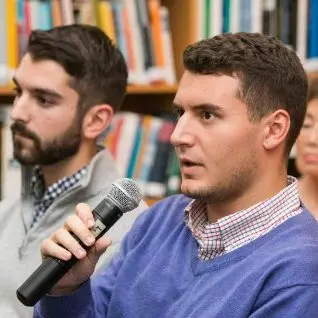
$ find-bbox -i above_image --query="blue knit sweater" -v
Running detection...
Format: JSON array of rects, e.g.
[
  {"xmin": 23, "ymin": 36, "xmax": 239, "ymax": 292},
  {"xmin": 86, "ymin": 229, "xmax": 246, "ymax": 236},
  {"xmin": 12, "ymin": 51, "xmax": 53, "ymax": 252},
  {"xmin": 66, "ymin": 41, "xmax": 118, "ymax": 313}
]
[{"xmin": 35, "ymin": 195, "xmax": 318, "ymax": 318}]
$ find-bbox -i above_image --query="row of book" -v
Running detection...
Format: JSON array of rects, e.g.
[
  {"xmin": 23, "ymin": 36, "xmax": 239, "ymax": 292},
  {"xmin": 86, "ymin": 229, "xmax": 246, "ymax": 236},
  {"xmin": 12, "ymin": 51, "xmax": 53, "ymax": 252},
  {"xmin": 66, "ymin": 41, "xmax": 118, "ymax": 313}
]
[
  {"xmin": 194, "ymin": 0, "xmax": 318, "ymax": 64},
  {"xmin": 0, "ymin": 108, "xmax": 181, "ymax": 200},
  {"xmin": 0, "ymin": 0, "xmax": 176, "ymax": 87},
  {"xmin": 0, "ymin": 105, "xmax": 301, "ymax": 200},
  {"xmin": 101, "ymin": 111, "xmax": 181, "ymax": 199}
]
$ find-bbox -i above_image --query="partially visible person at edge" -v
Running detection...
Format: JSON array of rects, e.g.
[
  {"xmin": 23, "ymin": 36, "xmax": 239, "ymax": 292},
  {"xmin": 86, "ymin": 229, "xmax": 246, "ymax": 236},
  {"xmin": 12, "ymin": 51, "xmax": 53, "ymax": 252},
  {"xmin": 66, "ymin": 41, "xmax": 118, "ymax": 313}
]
[
  {"xmin": 296, "ymin": 77, "xmax": 318, "ymax": 220},
  {"xmin": 35, "ymin": 32, "xmax": 318, "ymax": 318},
  {"xmin": 0, "ymin": 24, "xmax": 147, "ymax": 318}
]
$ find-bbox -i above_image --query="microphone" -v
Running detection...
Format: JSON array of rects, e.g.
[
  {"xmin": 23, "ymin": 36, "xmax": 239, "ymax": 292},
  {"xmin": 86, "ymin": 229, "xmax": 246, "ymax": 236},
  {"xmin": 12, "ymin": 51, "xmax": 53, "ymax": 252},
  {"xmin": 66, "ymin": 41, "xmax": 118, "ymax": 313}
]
[{"xmin": 16, "ymin": 178, "xmax": 142, "ymax": 307}]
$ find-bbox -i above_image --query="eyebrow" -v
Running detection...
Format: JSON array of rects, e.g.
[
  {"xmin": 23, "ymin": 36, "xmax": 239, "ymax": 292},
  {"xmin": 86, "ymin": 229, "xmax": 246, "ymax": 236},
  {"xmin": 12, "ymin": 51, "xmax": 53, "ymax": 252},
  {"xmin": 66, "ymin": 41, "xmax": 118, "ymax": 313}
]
[
  {"xmin": 172, "ymin": 102, "xmax": 223, "ymax": 113},
  {"xmin": 305, "ymin": 113, "xmax": 314, "ymax": 120},
  {"xmin": 12, "ymin": 76, "xmax": 63, "ymax": 100}
]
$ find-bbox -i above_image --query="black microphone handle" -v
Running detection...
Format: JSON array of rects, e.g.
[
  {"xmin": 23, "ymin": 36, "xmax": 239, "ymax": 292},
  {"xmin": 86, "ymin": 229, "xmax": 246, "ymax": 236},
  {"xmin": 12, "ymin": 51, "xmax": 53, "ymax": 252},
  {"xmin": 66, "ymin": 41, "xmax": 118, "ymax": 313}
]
[{"xmin": 16, "ymin": 199, "xmax": 123, "ymax": 307}]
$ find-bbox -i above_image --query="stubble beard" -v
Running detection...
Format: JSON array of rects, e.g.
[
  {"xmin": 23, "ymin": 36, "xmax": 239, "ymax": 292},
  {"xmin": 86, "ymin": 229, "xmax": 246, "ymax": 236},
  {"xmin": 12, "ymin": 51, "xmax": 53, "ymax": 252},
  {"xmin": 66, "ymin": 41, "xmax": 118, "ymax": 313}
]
[
  {"xmin": 11, "ymin": 116, "xmax": 82, "ymax": 166},
  {"xmin": 181, "ymin": 156, "xmax": 258, "ymax": 205}
]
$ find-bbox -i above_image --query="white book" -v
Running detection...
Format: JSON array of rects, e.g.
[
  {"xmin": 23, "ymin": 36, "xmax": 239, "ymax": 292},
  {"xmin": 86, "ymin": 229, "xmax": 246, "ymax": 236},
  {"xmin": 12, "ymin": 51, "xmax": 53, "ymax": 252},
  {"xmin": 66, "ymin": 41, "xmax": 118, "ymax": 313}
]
[
  {"xmin": 29, "ymin": 0, "xmax": 39, "ymax": 30},
  {"xmin": 251, "ymin": 0, "xmax": 263, "ymax": 33},
  {"xmin": 230, "ymin": 0, "xmax": 240, "ymax": 33},
  {"xmin": 124, "ymin": 0, "xmax": 147, "ymax": 84},
  {"xmin": 303, "ymin": 58, "xmax": 318, "ymax": 73},
  {"xmin": 159, "ymin": 6, "xmax": 176, "ymax": 85},
  {"xmin": 209, "ymin": 0, "xmax": 223, "ymax": 37},
  {"xmin": 296, "ymin": 0, "xmax": 308, "ymax": 62},
  {"xmin": 61, "ymin": 0, "xmax": 74, "ymax": 25}
]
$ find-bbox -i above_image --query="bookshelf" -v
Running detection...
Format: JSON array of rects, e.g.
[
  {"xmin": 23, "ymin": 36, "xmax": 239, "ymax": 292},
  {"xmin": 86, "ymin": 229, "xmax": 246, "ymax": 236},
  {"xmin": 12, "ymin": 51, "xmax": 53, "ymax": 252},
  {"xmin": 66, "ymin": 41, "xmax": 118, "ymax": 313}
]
[
  {"xmin": 0, "ymin": 84, "xmax": 178, "ymax": 114},
  {"xmin": 1, "ymin": 0, "xmax": 318, "ymax": 201},
  {"xmin": 0, "ymin": 0, "xmax": 185, "ymax": 203},
  {"xmin": 0, "ymin": 84, "xmax": 178, "ymax": 97}
]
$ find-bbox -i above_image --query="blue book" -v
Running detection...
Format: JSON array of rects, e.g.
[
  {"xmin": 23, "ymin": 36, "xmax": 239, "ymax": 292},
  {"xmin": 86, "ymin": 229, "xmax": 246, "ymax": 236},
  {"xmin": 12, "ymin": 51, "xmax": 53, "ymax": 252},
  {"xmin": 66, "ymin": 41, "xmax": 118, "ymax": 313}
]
[
  {"xmin": 308, "ymin": 0, "xmax": 318, "ymax": 58},
  {"xmin": 239, "ymin": 0, "xmax": 251, "ymax": 32},
  {"xmin": 126, "ymin": 118, "xmax": 143, "ymax": 178},
  {"xmin": 38, "ymin": 0, "xmax": 53, "ymax": 30}
]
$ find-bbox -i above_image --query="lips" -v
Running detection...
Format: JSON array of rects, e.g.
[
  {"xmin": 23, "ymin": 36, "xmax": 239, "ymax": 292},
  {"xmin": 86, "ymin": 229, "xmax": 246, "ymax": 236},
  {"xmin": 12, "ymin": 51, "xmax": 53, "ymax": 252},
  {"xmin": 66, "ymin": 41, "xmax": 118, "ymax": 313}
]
[
  {"xmin": 179, "ymin": 158, "xmax": 201, "ymax": 166},
  {"xmin": 303, "ymin": 154, "xmax": 318, "ymax": 163},
  {"xmin": 179, "ymin": 157, "xmax": 204, "ymax": 175},
  {"xmin": 13, "ymin": 132, "xmax": 33, "ymax": 140}
]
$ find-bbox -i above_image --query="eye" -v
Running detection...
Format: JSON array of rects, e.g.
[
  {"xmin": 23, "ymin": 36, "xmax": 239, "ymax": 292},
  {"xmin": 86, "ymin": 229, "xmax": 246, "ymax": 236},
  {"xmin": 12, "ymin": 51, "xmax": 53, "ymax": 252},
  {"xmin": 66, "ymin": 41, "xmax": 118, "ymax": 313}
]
[
  {"xmin": 302, "ymin": 122, "xmax": 312, "ymax": 129},
  {"xmin": 36, "ymin": 95, "xmax": 53, "ymax": 107},
  {"xmin": 201, "ymin": 111, "xmax": 214, "ymax": 121},
  {"xmin": 172, "ymin": 106, "xmax": 184, "ymax": 119}
]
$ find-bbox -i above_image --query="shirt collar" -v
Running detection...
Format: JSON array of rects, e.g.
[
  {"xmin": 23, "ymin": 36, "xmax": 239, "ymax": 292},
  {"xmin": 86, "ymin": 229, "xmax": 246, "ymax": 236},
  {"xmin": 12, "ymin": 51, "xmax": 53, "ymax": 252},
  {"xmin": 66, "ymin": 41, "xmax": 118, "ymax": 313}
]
[
  {"xmin": 185, "ymin": 176, "xmax": 301, "ymax": 255},
  {"xmin": 30, "ymin": 165, "xmax": 88, "ymax": 202}
]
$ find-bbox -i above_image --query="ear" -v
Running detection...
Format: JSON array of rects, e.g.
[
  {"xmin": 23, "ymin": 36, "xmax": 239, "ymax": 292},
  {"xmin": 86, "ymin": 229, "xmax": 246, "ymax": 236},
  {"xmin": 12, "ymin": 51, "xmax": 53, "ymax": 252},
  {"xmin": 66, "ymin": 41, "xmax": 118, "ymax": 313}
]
[
  {"xmin": 262, "ymin": 109, "xmax": 290, "ymax": 151},
  {"xmin": 82, "ymin": 104, "xmax": 113, "ymax": 140}
]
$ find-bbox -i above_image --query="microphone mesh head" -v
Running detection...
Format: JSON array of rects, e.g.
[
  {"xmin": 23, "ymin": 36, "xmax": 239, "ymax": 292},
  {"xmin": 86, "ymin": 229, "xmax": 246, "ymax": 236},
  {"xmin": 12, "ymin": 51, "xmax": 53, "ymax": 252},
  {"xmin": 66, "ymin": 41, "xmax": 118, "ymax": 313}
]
[{"xmin": 107, "ymin": 178, "xmax": 142, "ymax": 212}]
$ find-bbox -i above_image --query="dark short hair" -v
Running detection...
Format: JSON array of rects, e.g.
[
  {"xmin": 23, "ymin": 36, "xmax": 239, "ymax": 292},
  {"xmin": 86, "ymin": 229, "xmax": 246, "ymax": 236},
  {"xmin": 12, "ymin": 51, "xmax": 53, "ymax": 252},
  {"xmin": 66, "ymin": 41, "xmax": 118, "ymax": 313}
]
[
  {"xmin": 27, "ymin": 24, "xmax": 128, "ymax": 113},
  {"xmin": 308, "ymin": 77, "xmax": 318, "ymax": 103},
  {"xmin": 183, "ymin": 32, "xmax": 308, "ymax": 156}
]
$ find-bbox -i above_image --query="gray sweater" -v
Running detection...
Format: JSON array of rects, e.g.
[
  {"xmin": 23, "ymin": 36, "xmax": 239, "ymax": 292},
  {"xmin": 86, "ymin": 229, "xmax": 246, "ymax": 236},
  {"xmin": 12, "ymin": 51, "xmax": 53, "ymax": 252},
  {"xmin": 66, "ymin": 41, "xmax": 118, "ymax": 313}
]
[{"xmin": 0, "ymin": 148, "xmax": 147, "ymax": 318}]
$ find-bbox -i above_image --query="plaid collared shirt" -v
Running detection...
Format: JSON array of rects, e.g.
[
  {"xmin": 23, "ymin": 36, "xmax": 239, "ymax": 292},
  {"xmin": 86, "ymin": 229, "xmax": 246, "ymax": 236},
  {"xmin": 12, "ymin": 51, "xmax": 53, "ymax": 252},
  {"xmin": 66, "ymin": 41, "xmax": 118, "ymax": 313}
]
[
  {"xmin": 184, "ymin": 176, "xmax": 302, "ymax": 260},
  {"xmin": 30, "ymin": 165, "xmax": 87, "ymax": 229}
]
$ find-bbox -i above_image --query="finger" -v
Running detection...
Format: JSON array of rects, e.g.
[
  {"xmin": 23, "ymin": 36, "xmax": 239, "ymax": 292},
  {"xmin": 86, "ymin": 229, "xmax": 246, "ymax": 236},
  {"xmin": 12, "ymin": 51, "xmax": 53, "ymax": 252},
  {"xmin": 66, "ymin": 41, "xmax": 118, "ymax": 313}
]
[
  {"xmin": 76, "ymin": 203, "xmax": 95, "ymax": 229},
  {"xmin": 87, "ymin": 237, "xmax": 112, "ymax": 265},
  {"xmin": 51, "ymin": 228, "xmax": 88, "ymax": 260},
  {"xmin": 64, "ymin": 214, "xmax": 95, "ymax": 248},
  {"xmin": 40, "ymin": 238, "xmax": 72, "ymax": 261}
]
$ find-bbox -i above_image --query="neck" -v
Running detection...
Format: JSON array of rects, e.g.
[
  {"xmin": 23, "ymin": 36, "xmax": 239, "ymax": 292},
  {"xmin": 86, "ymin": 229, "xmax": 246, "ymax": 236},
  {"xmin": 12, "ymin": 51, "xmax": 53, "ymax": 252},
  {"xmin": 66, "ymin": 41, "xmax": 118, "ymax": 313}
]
[
  {"xmin": 298, "ymin": 175, "xmax": 318, "ymax": 220},
  {"xmin": 40, "ymin": 144, "xmax": 97, "ymax": 188},
  {"xmin": 206, "ymin": 167, "xmax": 288, "ymax": 223}
]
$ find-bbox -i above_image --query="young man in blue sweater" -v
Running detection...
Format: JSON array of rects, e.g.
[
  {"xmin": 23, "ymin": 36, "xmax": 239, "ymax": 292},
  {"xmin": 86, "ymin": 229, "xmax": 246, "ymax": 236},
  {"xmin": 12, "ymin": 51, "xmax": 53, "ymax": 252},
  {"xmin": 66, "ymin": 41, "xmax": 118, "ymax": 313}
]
[{"xmin": 34, "ymin": 33, "xmax": 318, "ymax": 317}]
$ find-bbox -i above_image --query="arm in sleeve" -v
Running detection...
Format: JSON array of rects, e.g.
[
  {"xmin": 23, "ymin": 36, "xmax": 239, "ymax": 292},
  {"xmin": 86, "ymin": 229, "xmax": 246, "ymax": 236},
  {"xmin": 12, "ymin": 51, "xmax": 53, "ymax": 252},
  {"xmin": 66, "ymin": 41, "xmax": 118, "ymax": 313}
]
[
  {"xmin": 33, "ymin": 209, "xmax": 149, "ymax": 318},
  {"xmin": 249, "ymin": 285, "xmax": 318, "ymax": 318},
  {"xmin": 33, "ymin": 281, "xmax": 95, "ymax": 318}
]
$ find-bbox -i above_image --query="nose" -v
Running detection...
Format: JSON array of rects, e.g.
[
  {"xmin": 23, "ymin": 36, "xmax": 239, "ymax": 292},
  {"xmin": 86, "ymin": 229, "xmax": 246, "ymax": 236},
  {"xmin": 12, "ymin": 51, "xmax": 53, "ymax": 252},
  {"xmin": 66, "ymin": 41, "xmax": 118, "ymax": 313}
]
[
  {"xmin": 10, "ymin": 93, "xmax": 31, "ymax": 123},
  {"xmin": 170, "ymin": 114, "xmax": 195, "ymax": 147}
]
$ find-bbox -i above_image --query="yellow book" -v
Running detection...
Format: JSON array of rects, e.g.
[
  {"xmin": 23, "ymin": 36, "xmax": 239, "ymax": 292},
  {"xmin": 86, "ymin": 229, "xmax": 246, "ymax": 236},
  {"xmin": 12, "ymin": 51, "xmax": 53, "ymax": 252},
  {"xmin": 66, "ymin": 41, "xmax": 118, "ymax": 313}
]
[
  {"xmin": 93, "ymin": 0, "xmax": 100, "ymax": 27},
  {"xmin": 6, "ymin": 0, "xmax": 18, "ymax": 85},
  {"xmin": 98, "ymin": 1, "xmax": 117, "ymax": 44}
]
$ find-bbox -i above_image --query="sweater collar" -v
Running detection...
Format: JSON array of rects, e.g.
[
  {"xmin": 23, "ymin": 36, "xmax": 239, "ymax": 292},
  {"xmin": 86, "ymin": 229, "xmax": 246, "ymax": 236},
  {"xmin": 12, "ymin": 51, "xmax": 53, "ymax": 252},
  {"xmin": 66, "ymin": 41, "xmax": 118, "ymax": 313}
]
[{"xmin": 184, "ymin": 176, "xmax": 301, "ymax": 260}]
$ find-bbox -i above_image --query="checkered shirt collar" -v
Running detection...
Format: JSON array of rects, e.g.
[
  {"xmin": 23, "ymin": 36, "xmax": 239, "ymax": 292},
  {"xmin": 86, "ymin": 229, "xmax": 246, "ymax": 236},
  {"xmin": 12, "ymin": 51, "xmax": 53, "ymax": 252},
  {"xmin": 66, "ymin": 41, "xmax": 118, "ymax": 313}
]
[
  {"xmin": 184, "ymin": 176, "xmax": 302, "ymax": 260},
  {"xmin": 30, "ymin": 165, "xmax": 87, "ymax": 228}
]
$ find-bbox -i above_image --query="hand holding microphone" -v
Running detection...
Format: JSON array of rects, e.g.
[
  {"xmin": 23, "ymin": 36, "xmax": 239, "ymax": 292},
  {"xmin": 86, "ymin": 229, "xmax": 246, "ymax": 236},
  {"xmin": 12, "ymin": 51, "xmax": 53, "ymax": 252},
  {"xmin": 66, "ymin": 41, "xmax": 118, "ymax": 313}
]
[
  {"xmin": 16, "ymin": 178, "xmax": 142, "ymax": 307},
  {"xmin": 37, "ymin": 203, "xmax": 110, "ymax": 296}
]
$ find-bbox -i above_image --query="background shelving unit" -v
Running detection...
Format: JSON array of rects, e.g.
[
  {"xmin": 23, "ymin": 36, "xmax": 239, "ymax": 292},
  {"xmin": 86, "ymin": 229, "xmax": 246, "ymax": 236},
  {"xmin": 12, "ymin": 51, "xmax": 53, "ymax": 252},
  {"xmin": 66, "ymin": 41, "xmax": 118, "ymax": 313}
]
[{"xmin": 1, "ymin": 0, "xmax": 318, "ymax": 201}]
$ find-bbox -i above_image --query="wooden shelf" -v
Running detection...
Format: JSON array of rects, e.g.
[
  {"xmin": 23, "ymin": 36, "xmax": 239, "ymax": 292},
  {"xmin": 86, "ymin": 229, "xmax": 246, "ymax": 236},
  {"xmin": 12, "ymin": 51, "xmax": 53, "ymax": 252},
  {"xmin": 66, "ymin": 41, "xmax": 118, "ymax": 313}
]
[
  {"xmin": 0, "ymin": 84, "xmax": 178, "ymax": 98},
  {"xmin": 0, "ymin": 87, "xmax": 13, "ymax": 96},
  {"xmin": 127, "ymin": 84, "xmax": 178, "ymax": 94}
]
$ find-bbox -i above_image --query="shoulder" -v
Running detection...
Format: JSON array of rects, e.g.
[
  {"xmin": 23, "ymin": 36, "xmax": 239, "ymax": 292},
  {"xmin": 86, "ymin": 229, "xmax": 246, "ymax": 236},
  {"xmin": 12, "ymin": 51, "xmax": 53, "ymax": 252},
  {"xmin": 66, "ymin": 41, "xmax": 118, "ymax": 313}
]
[
  {"xmin": 0, "ymin": 196, "xmax": 20, "ymax": 215},
  {"xmin": 80, "ymin": 148, "xmax": 122, "ymax": 197},
  {"xmin": 257, "ymin": 211, "xmax": 318, "ymax": 288}
]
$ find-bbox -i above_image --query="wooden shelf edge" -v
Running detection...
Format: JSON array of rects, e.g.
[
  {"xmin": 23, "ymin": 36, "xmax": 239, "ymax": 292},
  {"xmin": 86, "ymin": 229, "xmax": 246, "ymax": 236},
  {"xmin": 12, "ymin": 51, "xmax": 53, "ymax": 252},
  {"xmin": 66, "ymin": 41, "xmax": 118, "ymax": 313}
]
[
  {"xmin": 0, "ymin": 84, "xmax": 178, "ymax": 97},
  {"xmin": 0, "ymin": 87, "xmax": 14, "ymax": 95},
  {"xmin": 127, "ymin": 84, "xmax": 178, "ymax": 94}
]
